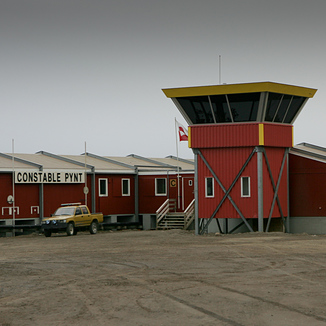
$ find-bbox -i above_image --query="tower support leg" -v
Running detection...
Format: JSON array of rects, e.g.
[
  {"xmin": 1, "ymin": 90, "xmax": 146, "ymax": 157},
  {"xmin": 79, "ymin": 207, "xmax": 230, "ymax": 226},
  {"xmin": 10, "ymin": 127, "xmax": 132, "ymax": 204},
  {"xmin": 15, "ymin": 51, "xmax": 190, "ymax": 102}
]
[{"xmin": 257, "ymin": 147, "xmax": 264, "ymax": 232}]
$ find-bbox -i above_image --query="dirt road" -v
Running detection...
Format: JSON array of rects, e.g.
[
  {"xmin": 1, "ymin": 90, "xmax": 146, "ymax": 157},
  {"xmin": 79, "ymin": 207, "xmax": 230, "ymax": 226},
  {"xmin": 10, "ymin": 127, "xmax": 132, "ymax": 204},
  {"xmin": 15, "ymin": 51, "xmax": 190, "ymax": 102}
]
[{"xmin": 0, "ymin": 230, "xmax": 326, "ymax": 326}]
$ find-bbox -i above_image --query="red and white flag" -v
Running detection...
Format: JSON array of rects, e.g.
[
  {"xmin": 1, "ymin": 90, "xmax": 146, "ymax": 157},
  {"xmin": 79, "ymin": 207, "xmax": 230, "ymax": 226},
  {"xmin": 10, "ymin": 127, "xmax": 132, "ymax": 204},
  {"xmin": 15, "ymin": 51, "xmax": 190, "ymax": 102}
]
[{"xmin": 176, "ymin": 120, "xmax": 188, "ymax": 142}]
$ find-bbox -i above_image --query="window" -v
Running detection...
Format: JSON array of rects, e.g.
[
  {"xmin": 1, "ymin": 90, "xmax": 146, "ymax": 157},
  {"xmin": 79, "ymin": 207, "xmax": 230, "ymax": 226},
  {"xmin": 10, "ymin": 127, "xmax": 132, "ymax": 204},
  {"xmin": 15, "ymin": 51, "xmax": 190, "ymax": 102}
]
[
  {"xmin": 210, "ymin": 95, "xmax": 232, "ymax": 123},
  {"xmin": 205, "ymin": 177, "xmax": 214, "ymax": 197},
  {"xmin": 241, "ymin": 177, "xmax": 250, "ymax": 197},
  {"xmin": 188, "ymin": 180, "xmax": 193, "ymax": 186},
  {"xmin": 283, "ymin": 96, "xmax": 306, "ymax": 123},
  {"xmin": 122, "ymin": 179, "xmax": 130, "ymax": 196},
  {"xmin": 155, "ymin": 178, "xmax": 167, "ymax": 196},
  {"xmin": 227, "ymin": 92, "xmax": 260, "ymax": 122},
  {"xmin": 177, "ymin": 96, "xmax": 212, "ymax": 124},
  {"xmin": 265, "ymin": 93, "xmax": 283, "ymax": 122},
  {"xmin": 176, "ymin": 93, "xmax": 260, "ymax": 124},
  {"xmin": 99, "ymin": 178, "xmax": 108, "ymax": 197}
]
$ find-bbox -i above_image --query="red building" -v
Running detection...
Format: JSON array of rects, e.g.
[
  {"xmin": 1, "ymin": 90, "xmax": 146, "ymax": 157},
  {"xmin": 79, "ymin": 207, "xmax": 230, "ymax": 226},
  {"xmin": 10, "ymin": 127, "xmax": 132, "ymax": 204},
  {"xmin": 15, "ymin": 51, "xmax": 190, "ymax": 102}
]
[
  {"xmin": 0, "ymin": 152, "xmax": 194, "ymax": 234},
  {"xmin": 289, "ymin": 143, "xmax": 326, "ymax": 234},
  {"xmin": 163, "ymin": 82, "xmax": 317, "ymax": 234}
]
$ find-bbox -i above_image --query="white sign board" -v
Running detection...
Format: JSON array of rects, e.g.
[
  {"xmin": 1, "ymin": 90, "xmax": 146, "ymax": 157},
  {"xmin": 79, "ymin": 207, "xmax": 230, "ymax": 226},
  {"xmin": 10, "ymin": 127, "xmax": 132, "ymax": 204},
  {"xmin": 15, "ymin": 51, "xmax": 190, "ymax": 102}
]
[{"xmin": 15, "ymin": 171, "xmax": 85, "ymax": 184}]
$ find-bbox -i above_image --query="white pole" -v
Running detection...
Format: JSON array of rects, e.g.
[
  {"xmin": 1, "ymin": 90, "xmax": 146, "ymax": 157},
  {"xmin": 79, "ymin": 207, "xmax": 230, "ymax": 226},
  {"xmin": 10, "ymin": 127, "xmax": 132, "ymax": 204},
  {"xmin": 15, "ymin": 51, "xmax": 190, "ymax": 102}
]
[
  {"xmin": 219, "ymin": 55, "xmax": 222, "ymax": 85},
  {"xmin": 175, "ymin": 118, "xmax": 180, "ymax": 209},
  {"xmin": 12, "ymin": 139, "xmax": 15, "ymax": 237},
  {"xmin": 84, "ymin": 141, "xmax": 87, "ymax": 206}
]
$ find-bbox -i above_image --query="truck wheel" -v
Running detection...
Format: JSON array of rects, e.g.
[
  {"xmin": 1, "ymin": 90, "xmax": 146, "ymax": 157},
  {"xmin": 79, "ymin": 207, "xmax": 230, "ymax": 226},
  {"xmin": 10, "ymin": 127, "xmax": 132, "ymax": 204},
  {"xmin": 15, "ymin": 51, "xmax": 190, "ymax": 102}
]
[
  {"xmin": 66, "ymin": 223, "xmax": 75, "ymax": 236},
  {"xmin": 44, "ymin": 230, "xmax": 52, "ymax": 237},
  {"xmin": 89, "ymin": 221, "xmax": 98, "ymax": 234}
]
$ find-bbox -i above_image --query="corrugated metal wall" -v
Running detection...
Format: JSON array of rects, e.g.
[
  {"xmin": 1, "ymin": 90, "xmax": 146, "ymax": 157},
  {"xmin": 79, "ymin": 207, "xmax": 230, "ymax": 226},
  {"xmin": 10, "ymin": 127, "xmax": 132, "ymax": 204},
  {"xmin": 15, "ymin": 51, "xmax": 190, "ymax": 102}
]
[
  {"xmin": 263, "ymin": 147, "xmax": 288, "ymax": 218},
  {"xmin": 289, "ymin": 154, "xmax": 326, "ymax": 217},
  {"xmin": 96, "ymin": 174, "xmax": 135, "ymax": 215},
  {"xmin": 190, "ymin": 123, "xmax": 260, "ymax": 149},
  {"xmin": 263, "ymin": 124, "xmax": 293, "ymax": 147},
  {"xmin": 138, "ymin": 174, "xmax": 194, "ymax": 214},
  {"xmin": 196, "ymin": 146, "xmax": 288, "ymax": 220},
  {"xmin": 190, "ymin": 123, "xmax": 293, "ymax": 149},
  {"xmin": 197, "ymin": 147, "xmax": 258, "ymax": 219}
]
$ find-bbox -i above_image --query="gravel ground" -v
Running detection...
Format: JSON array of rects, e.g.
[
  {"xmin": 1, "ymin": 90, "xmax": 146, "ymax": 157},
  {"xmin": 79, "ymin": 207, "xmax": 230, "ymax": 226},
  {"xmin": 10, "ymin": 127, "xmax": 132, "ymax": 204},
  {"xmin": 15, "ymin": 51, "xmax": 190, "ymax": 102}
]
[{"xmin": 0, "ymin": 229, "xmax": 326, "ymax": 326}]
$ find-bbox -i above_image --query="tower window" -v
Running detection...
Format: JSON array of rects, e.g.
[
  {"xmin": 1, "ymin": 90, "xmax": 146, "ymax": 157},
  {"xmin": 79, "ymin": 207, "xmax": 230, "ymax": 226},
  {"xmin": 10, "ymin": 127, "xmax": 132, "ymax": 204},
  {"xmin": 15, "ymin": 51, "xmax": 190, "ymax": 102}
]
[{"xmin": 241, "ymin": 177, "xmax": 250, "ymax": 197}]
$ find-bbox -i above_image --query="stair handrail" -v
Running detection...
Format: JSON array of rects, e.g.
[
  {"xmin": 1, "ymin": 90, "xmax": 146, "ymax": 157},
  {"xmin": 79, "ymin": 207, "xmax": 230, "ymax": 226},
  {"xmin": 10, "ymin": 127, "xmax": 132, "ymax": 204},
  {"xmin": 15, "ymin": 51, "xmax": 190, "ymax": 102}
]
[
  {"xmin": 156, "ymin": 199, "xmax": 170, "ymax": 225},
  {"xmin": 184, "ymin": 199, "xmax": 195, "ymax": 229}
]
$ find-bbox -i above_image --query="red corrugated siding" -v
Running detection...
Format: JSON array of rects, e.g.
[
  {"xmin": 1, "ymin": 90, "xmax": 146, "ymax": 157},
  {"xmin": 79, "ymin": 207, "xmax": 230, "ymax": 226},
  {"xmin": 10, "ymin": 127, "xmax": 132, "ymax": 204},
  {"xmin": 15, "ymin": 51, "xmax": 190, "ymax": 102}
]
[
  {"xmin": 197, "ymin": 147, "xmax": 288, "ymax": 219},
  {"xmin": 0, "ymin": 174, "xmax": 40, "ymax": 219},
  {"xmin": 95, "ymin": 175, "xmax": 135, "ymax": 215},
  {"xmin": 0, "ymin": 172, "xmax": 194, "ymax": 219},
  {"xmin": 138, "ymin": 175, "xmax": 161, "ymax": 214},
  {"xmin": 190, "ymin": 123, "xmax": 260, "ymax": 149},
  {"xmin": 262, "ymin": 147, "xmax": 288, "ymax": 218},
  {"xmin": 289, "ymin": 154, "xmax": 326, "ymax": 217},
  {"xmin": 198, "ymin": 147, "xmax": 258, "ymax": 219},
  {"xmin": 44, "ymin": 183, "xmax": 86, "ymax": 216},
  {"xmin": 138, "ymin": 174, "xmax": 195, "ymax": 214},
  {"xmin": 190, "ymin": 123, "xmax": 293, "ymax": 149},
  {"xmin": 263, "ymin": 124, "xmax": 292, "ymax": 148}
]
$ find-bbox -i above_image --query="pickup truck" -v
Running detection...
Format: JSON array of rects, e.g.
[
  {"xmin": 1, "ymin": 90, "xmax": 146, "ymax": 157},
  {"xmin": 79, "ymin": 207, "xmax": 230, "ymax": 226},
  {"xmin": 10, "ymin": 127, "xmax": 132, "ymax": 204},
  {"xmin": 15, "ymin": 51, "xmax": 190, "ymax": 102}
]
[{"xmin": 41, "ymin": 203, "xmax": 103, "ymax": 237}]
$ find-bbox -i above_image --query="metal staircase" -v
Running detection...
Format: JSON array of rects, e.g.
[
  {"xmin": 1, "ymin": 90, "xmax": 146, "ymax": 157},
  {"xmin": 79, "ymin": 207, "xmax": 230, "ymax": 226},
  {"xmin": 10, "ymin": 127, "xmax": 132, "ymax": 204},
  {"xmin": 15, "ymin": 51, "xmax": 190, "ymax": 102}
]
[{"xmin": 156, "ymin": 199, "xmax": 195, "ymax": 230}]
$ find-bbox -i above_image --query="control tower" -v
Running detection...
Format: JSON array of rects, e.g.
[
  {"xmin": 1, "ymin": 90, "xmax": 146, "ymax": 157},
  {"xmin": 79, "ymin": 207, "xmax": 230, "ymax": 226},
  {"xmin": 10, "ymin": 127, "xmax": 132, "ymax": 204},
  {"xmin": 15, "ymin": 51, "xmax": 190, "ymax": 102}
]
[{"xmin": 163, "ymin": 82, "xmax": 317, "ymax": 234}]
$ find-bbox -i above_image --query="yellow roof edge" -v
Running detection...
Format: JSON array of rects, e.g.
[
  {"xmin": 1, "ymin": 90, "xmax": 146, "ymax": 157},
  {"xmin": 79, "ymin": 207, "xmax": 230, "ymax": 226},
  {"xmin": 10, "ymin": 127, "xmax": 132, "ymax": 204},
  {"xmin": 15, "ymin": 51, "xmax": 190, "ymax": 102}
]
[{"xmin": 162, "ymin": 81, "xmax": 317, "ymax": 98}]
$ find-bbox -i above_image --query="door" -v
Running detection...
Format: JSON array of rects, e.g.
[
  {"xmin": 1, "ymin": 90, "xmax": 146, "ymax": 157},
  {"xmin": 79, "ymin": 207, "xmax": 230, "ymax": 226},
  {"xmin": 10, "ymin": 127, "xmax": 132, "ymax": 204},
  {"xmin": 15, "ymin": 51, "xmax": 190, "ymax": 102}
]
[{"xmin": 182, "ymin": 176, "xmax": 195, "ymax": 211}]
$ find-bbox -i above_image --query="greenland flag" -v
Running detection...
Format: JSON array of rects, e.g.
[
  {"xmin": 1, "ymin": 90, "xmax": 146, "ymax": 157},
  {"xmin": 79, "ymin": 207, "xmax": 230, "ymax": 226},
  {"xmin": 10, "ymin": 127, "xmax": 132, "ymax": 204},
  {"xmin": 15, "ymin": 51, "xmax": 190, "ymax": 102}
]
[{"xmin": 176, "ymin": 120, "xmax": 188, "ymax": 141}]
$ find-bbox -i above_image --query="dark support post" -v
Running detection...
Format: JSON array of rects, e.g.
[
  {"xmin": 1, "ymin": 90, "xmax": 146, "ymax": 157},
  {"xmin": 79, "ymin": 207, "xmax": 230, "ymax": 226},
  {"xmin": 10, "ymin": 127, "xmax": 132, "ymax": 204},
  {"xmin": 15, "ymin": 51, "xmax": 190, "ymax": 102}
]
[
  {"xmin": 91, "ymin": 171, "xmax": 96, "ymax": 213},
  {"xmin": 286, "ymin": 151, "xmax": 290, "ymax": 233},
  {"xmin": 135, "ymin": 168, "xmax": 139, "ymax": 223},
  {"xmin": 224, "ymin": 218, "xmax": 228, "ymax": 234},
  {"xmin": 39, "ymin": 183, "xmax": 44, "ymax": 221},
  {"xmin": 257, "ymin": 147, "xmax": 264, "ymax": 232},
  {"xmin": 194, "ymin": 150, "xmax": 199, "ymax": 235}
]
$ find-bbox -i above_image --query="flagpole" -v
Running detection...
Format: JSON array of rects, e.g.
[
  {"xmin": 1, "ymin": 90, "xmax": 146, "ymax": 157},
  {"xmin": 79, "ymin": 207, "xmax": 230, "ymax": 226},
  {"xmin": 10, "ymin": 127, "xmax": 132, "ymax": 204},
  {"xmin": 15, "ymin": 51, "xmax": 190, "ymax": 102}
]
[
  {"xmin": 84, "ymin": 141, "xmax": 87, "ymax": 206},
  {"xmin": 175, "ymin": 118, "xmax": 180, "ymax": 209},
  {"xmin": 12, "ymin": 139, "xmax": 15, "ymax": 237}
]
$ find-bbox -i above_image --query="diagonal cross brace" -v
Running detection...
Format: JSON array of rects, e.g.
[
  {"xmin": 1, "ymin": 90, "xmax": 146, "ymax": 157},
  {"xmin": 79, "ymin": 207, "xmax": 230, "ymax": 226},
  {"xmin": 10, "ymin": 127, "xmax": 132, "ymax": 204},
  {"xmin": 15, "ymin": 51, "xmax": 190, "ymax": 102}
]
[
  {"xmin": 198, "ymin": 149, "xmax": 256, "ymax": 234},
  {"xmin": 265, "ymin": 148, "xmax": 289, "ymax": 232}
]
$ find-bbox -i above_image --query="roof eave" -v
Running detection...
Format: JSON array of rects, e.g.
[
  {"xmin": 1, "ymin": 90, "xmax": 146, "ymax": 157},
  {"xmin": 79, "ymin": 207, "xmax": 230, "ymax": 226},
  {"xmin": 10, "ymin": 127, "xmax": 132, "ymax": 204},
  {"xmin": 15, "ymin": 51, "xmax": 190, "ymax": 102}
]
[{"xmin": 162, "ymin": 81, "xmax": 317, "ymax": 98}]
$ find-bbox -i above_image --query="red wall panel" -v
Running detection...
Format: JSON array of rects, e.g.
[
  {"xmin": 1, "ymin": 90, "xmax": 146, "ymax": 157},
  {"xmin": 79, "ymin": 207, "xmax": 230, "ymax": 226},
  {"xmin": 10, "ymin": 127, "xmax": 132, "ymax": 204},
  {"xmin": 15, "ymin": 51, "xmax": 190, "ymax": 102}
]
[
  {"xmin": 138, "ymin": 174, "xmax": 194, "ymax": 214},
  {"xmin": 95, "ymin": 174, "xmax": 135, "ymax": 215},
  {"xmin": 289, "ymin": 154, "xmax": 326, "ymax": 217},
  {"xmin": 190, "ymin": 123, "xmax": 293, "ymax": 149},
  {"xmin": 0, "ymin": 174, "xmax": 39, "ymax": 220},
  {"xmin": 263, "ymin": 124, "xmax": 292, "ymax": 148},
  {"xmin": 197, "ymin": 147, "xmax": 288, "ymax": 220},
  {"xmin": 43, "ymin": 183, "xmax": 85, "ymax": 217},
  {"xmin": 197, "ymin": 147, "xmax": 258, "ymax": 219},
  {"xmin": 262, "ymin": 147, "xmax": 288, "ymax": 218},
  {"xmin": 190, "ymin": 123, "xmax": 260, "ymax": 149}
]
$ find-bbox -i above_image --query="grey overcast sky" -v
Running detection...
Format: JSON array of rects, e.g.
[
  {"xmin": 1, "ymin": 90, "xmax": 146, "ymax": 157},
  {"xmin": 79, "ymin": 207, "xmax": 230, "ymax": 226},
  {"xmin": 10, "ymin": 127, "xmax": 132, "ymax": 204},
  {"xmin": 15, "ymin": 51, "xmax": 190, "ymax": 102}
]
[{"xmin": 1, "ymin": 0, "xmax": 326, "ymax": 159}]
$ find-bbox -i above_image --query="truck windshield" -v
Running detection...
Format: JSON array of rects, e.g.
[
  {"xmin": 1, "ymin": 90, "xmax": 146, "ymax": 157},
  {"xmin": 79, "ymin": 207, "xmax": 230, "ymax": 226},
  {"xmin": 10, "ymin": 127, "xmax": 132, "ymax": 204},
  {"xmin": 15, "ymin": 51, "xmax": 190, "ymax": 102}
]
[{"xmin": 53, "ymin": 207, "xmax": 75, "ymax": 216}]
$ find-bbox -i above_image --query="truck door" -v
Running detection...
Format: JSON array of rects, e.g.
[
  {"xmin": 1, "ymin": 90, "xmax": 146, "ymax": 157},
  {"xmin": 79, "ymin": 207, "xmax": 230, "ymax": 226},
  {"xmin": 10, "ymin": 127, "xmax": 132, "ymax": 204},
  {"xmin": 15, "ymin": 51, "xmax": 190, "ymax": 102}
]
[
  {"xmin": 74, "ymin": 207, "xmax": 84, "ymax": 227},
  {"xmin": 81, "ymin": 206, "xmax": 92, "ymax": 225}
]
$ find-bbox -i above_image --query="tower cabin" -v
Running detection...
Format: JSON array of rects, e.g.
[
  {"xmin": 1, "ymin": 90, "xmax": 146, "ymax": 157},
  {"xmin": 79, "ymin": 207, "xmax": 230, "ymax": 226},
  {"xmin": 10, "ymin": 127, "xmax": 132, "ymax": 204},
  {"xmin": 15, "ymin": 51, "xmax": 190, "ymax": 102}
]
[{"xmin": 163, "ymin": 82, "xmax": 317, "ymax": 234}]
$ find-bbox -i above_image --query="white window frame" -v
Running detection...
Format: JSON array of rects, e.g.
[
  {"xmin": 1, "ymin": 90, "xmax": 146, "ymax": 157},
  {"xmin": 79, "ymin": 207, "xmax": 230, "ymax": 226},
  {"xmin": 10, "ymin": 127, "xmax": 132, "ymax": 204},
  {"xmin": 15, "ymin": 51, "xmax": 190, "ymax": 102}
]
[
  {"xmin": 122, "ymin": 178, "xmax": 130, "ymax": 196},
  {"xmin": 155, "ymin": 178, "xmax": 167, "ymax": 196},
  {"xmin": 241, "ymin": 176, "xmax": 251, "ymax": 197},
  {"xmin": 205, "ymin": 177, "xmax": 214, "ymax": 198},
  {"xmin": 99, "ymin": 178, "xmax": 108, "ymax": 197}
]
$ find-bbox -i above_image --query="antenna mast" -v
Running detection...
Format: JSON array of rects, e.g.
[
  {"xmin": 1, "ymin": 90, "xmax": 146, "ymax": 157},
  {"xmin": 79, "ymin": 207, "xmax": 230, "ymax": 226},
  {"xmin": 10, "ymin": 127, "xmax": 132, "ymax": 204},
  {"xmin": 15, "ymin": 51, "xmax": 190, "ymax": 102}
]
[{"xmin": 219, "ymin": 55, "xmax": 222, "ymax": 84}]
